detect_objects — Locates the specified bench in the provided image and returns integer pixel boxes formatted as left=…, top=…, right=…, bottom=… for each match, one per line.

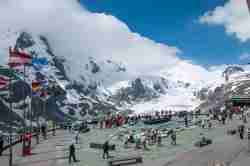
left=80, top=128, right=90, bottom=133
left=194, top=138, right=212, bottom=147
left=89, top=142, right=115, bottom=150
left=227, top=129, right=237, bottom=135
left=108, top=156, right=143, bottom=166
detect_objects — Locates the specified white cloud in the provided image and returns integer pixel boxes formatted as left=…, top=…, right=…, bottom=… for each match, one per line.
left=0, top=0, right=217, bottom=86
left=239, top=52, right=250, bottom=60
left=199, top=0, right=250, bottom=42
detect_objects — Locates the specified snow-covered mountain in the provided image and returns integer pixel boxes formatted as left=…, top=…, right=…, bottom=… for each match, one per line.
left=2, top=29, right=250, bottom=124
left=106, top=64, right=250, bottom=114
left=196, top=65, right=249, bottom=111
left=0, top=0, right=235, bottom=125
left=0, top=30, right=133, bottom=127
left=1, top=0, right=250, bottom=124
left=105, top=65, right=225, bottom=114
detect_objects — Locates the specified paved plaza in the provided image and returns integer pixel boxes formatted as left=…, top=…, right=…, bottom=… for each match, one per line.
left=1, top=117, right=250, bottom=166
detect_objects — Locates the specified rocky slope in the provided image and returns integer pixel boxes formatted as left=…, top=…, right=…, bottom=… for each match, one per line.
left=0, top=31, right=130, bottom=130
left=196, top=66, right=249, bottom=112
left=2, top=30, right=250, bottom=128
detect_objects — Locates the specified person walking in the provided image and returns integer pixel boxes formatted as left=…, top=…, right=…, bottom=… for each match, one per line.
left=141, top=133, right=147, bottom=150
left=41, top=124, right=46, bottom=140
left=103, top=141, right=109, bottom=159
left=69, top=142, right=77, bottom=164
left=239, top=124, right=245, bottom=140
left=75, top=131, right=80, bottom=144
left=201, top=119, right=205, bottom=129
left=157, top=134, right=162, bottom=146
left=184, top=115, right=188, bottom=128
left=222, top=114, right=226, bottom=125
left=171, top=131, right=177, bottom=145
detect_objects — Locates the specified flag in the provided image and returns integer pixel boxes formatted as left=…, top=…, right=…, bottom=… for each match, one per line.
left=0, top=76, right=9, bottom=89
left=247, top=0, right=250, bottom=13
left=31, top=81, right=42, bottom=92
left=8, top=47, right=32, bottom=67
left=40, top=90, right=49, bottom=99
left=32, top=80, right=50, bottom=98
left=32, top=57, right=49, bottom=66
left=32, top=57, right=49, bottom=71
left=0, top=66, right=21, bottom=89
left=0, top=66, right=21, bottom=80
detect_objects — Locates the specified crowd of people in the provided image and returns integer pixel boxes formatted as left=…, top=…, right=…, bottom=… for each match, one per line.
left=123, top=128, right=177, bottom=151
left=63, top=105, right=250, bottom=163
left=96, top=110, right=188, bottom=130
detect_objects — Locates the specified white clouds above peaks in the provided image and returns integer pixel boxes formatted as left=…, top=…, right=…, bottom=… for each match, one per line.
left=0, top=0, right=217, bottom=85
left=199, top=0, right=250, bottom=42
left=239, top=52, right=250, bottom=60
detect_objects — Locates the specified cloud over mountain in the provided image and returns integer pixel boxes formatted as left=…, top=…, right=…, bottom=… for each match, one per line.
left=199, top=0, right=250, bottom=42
left=239, top=52, right=250, bottom=61
left=0, top=0, right=217, bottom=87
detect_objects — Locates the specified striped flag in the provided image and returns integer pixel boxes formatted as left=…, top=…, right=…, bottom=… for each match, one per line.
left=247, top=0, right=250, bottom=12
left=0, top=66, right=21, bottom=89
left=8, top=47, right=32, bottom=68
left=0, top=76, right=9, bottom=89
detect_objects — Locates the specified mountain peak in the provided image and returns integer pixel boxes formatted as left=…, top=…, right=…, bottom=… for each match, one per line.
left=223, top=66, right=244, bottom=76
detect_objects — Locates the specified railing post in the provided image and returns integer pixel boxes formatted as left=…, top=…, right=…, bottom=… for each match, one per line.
left=248, top=128, right=250, bottom=152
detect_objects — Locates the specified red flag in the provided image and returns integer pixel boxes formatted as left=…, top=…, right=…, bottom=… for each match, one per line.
left=0, top=76, right=9, bottom=89
left=8, top=47, right=32, bottom=67
left=247, top=0, right=250, bottom=12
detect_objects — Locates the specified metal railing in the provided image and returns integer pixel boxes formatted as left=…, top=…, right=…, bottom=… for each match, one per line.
left=1, top=128, right=59, bottom=152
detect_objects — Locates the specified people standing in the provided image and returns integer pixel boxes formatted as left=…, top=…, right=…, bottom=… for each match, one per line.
left=75, top=131, right=80, bottom=144
left=69, top=123, right=72, bottom=133
left=222, top=114, right=226, bottom=125
left=124, top=135, right=129, bottom=148
left=229, top=109, right=233, bottom=120
left=239, top=124, right=245, bottom=140
left=100, top=120, right=104, bottom=129
left=141, top=133, right=147, bottom=150
left=41, top=123, right=47, bottom=140
left=157, top=133, right=162, bottom=146
left=201, top=119, right=205, bottom=129
left=171, top=130, right=176, bottom=145
left=243, top=111, right=247, bottom=124
left=208, top=120, right=212, bottom=129
left=184, top=115, right=188, bottom=128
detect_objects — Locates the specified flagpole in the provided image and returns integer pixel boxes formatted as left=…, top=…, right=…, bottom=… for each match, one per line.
left=22, top=65, right=26, bottom=156
left=43, top=97, right=47, bottom=139
left=8, top=77, right=13, bottom=166
left=29, top=83, right=32, bottom=137
left=35, top=97, right=40, bottom=144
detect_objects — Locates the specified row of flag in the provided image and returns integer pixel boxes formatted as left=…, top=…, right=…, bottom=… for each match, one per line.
left=0, top=65, right=20, bottom=89
left=8, top=47, right=49, bottom=69
left=0, top=46, right=50, bottom=99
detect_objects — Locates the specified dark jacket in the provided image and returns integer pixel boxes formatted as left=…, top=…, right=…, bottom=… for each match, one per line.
left=70, top=144, right=75, bottom=154
left=103, top=141, right=109, bottom=151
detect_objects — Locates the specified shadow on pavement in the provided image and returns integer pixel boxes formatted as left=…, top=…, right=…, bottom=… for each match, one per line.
left=18, top=156, right=68, bottom=166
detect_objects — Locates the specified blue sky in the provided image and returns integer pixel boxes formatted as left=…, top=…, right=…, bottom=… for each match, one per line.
left=80, top=0, right=250, bottom=67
